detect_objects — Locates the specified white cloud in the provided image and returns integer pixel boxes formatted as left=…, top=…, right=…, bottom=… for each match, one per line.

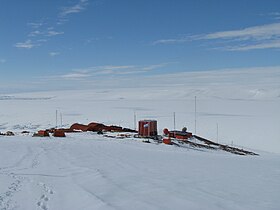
left=15, top=0, right=90, bottom=53
left=57, top=19, right=69, bottom=25
left=102, top=65, right=135, bottom=70
left=154, top=22, right=280, bottom=51
left=69, top=65, right=137, bottom=77
left=149, top=66, right=280, bottom=89
left=37, top=39, right=48, bottom=43
left=197, top=23, right=280, bottom=51
left=14, top=40, right=40, bottom=49
left=60, top=0, right=89, bottom=17
left=49, top=52, right=60, bottom=57
left=65, top=63, right=173, bottom=78
left=153, top=38, right=189, bottom=45
left=142, top=63, right=171, bottom=71
left=46, top=31, right=64, bottom=37
left=27, top=28, right=64, bottom=39
left=61, top=73, right=90, bottom=79
left=28, top=22, right=44, bottom=29
left=199, top=23, right=280, bottom=41
left=41, top=63, right=173, bottom=83
left=38, top=65, right=280, bottom=96
left=100, top=63, right=170, bottom=73
left=226, top=40, right=280, bottom=51
left=268, top=12, right=280, bottom=20
left=28, top=30, right=43, bottom=37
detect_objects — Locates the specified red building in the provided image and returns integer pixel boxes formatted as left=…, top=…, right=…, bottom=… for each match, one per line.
left=138, top=120, right=157, bottom=137
left=37, top=130, right=50, bottom=137
left=53, top=130, right=66, bottom=137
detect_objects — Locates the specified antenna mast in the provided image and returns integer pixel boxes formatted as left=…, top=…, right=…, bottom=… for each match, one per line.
left=195, top=96, right=197, bottom=134
left=55, top=110, right=58, bottom=128
left=216, top=123, right=219, bottom=143
left=173, top=112, right=176, bottom=130
left=134, top=111, right=136, bottom=131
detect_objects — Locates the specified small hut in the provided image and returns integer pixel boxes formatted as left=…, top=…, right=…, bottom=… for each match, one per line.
left=33, top=130, right=50, bottom=137
left=53, top=130, right=66, bottom=137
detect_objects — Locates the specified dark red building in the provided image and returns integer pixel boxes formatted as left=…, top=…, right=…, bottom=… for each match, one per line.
left=53, top=130, right=66, bottom=137
left=138, top=120, right=158, bottom=137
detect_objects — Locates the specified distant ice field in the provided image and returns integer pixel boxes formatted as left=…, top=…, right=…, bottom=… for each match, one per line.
left=0, top=67, right=280, bottom=209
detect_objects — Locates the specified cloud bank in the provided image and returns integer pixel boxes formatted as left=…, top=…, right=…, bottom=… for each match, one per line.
left=154, top=21, right=280, bottom=51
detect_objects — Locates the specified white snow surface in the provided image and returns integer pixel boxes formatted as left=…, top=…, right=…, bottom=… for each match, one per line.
left=0, top=84, right=279, bottom=153
left=0, top=134, right=280, bottom=210
left=0, top=78, right=280, bottom=209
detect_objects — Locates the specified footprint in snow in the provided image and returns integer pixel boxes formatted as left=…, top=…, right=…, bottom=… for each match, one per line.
left=0, top=176, right=22, bottom=209
left=37, top=200, right=48, bottom=210
left=41, top=195, right=49, bottom=202
left=36, top=183, right=54, bottom=210
left=37, top=195, right=49, bottom=210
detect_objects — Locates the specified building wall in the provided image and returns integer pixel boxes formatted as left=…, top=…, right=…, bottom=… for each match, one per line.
left=138, top=120, right=157, bottom=137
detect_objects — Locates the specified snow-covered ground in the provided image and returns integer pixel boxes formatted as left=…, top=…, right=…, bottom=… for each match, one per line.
left=0, top=133, right=279, bottom=210
left=1, top=68, right=280, bottom=209
left=0, top=84, right=279, bottom=153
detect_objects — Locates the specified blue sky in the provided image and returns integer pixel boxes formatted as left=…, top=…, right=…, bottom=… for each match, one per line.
left=1, top=0, right=280, bottom=93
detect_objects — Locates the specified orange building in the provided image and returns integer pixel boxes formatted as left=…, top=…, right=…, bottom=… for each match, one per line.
left=138, top=120, right=157, bottom=137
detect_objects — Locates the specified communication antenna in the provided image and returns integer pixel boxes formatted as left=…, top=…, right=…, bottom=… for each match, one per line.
left=216, top=123, right=219, bottom=143
left=55, top=110, right=58, bottom=128
left=173, top=112, right=176, bottom=130
left=195, top=96, right=197, bottom=134
left=134, top=111, right=137, bottom=131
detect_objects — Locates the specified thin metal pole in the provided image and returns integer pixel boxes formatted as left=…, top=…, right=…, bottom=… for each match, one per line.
left=148, top=121, right=150, bottom=137
left=195, top=96, right=197, bottom=134
left=60, top=113, right=63, bottom=127
left=134, top=111, right=136, bottom=131
left=55, top=110, right=58, bottom=128
left=173, top=112, right=176, bottom=130
left=216, top=123, right=219, bottom=143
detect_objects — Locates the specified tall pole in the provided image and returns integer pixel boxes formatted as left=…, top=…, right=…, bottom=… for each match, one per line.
left=134, top=111, right=136, bottom=131
left=216, top=123, right=219, bottom=143
left=173, top=112, right=176, bottom=130
left=55, top=110, right=58, bottom=128
left=195, top=96, right=197, bottom=134
left=148, top=121, right=150, bottom=138
left=60, top=113, right=63, bottom=127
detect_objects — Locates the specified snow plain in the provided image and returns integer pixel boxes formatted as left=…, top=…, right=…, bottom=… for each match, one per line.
left=0, top=134, right=280, bottom=210
left=1, top=67, right=280, bottom=209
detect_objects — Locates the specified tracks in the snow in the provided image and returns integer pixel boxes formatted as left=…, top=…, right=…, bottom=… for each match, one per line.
left=36, top=182, right=54, bottom=210
left=0, top=147, right=32, bottom=210
left=0, top=143, right=56, bottom=210
left=0, top=172, right=23, bottom=210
